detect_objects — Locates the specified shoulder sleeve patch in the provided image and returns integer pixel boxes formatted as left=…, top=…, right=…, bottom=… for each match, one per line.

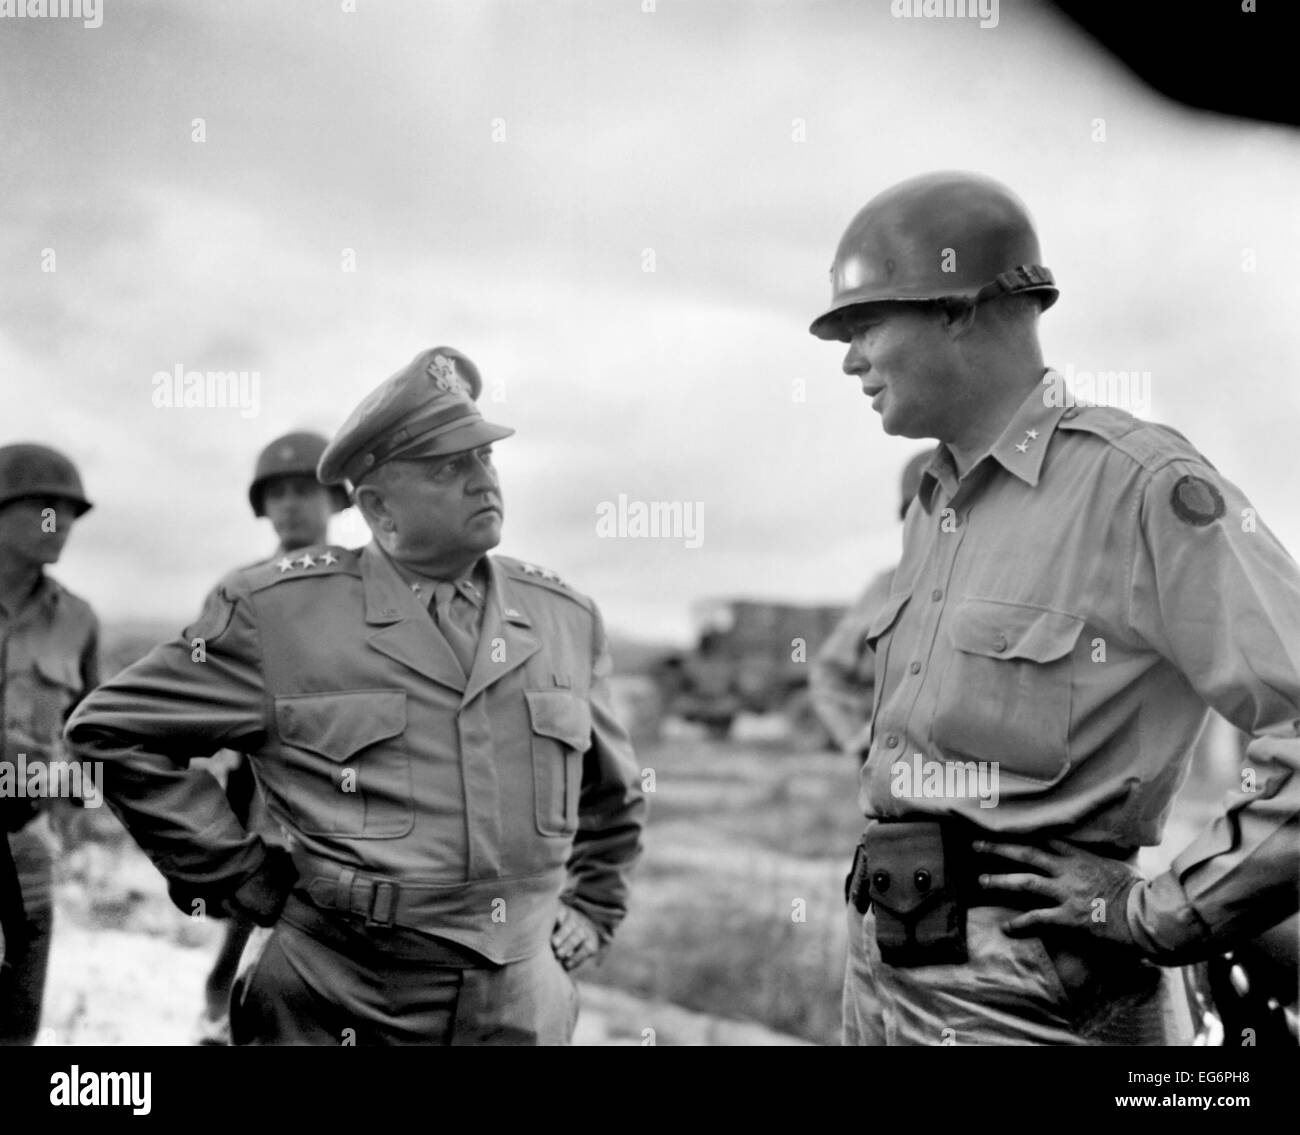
left=1170, top=474, right=1225, bottom=526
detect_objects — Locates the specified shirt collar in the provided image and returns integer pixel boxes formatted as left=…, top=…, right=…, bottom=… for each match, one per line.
left=387, top=553, right=487, bottom=610
left=0, top=572, right=58, bottom=623
left=919, top=369, right=1070, bottom=511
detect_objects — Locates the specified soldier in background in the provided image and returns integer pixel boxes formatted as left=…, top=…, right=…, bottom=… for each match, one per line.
left=0, top=444, right=99, bottom=1045
left=810, top=450, right=931, bottom=761
left=194, top=431, right=349, bottom=1044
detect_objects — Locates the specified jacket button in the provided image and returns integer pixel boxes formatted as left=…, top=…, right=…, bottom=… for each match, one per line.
left=885, top=734, right=899, bottom=749
left=872, top=870, right=891, bottom=894
left=1062, top=407, right=1078, bottom=420
left=914, top=869, right=932, bottom=893
left=993, top=633, right=1008, bottom=652
left=931, top=589, right=943, bottom=602
left=908, top=661, right=921, bottom=675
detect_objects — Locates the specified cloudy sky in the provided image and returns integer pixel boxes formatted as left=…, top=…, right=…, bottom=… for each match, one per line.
left=2, top=0, right=1297, bottom=644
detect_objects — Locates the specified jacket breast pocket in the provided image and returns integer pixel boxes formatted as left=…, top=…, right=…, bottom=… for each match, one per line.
left=274, top=690, right=411, bottom=838
left=931, top=600, right=1084, bottom=784
left=525, top=690, right=592, bottom=837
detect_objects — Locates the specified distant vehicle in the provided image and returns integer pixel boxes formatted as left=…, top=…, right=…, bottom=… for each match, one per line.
left=650, top=599, right=848, bottom=747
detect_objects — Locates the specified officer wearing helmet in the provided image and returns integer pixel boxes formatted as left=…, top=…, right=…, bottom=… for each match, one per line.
left=0, top=443, right=99, bottom=1045
left=810, top=448, right=933, bottom=762
left=816, top=171, right=1300, bottom=1045
left=68, top=348, right=645, bottom=1045
left=193, top=430, right=349, bottom=1044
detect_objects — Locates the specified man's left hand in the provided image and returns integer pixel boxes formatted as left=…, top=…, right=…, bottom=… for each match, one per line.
left=974, top=839, right=1144, bottom=950
left=552, top=903, right=601, bottom=971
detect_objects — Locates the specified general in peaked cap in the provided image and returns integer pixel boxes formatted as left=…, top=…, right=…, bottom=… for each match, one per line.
left=317, top=347, right=515, bottom=488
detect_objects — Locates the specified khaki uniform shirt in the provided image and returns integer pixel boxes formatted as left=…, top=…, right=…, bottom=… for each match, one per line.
left=1, top=575, right=99, bottom=906
left=67, top=544, right=645, bottom=964
left=863, top=376, right=1300, bottom=962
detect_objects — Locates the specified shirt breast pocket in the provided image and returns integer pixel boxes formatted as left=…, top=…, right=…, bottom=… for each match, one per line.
left=525, top=690, right=592, bottom=837
left=274, top=690, right=411, bottom=838
left=23, top=653, right=83, bottom=751
left=932, top=600, right=1085, bottom=784
left=864, top=591, right=912, bottom=725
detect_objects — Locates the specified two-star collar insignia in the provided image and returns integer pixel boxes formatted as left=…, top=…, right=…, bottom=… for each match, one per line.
left=1014, top=428, right=1040, bottom=455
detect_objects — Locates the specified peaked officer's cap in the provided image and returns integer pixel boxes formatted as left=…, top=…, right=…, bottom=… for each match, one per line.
left=318, top=348, right=515, bottom=487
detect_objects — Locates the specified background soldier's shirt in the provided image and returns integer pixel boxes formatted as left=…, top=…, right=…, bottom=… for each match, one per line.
left=1, top=575, right=99, bottom=931
left=2, top=576, right=100, bottom=780
left=66, top=544, right=645, bottom=964
left=863, top=376, right=1300, bottom=962
left=810, top=567, right=894, bottom=754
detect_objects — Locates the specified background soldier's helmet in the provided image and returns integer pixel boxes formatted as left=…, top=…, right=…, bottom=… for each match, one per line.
left=809, top=171, right=1059, bottom=342
left=248, top=431, right=350, bottom=517
left=0, top=443, right=93, bottom=516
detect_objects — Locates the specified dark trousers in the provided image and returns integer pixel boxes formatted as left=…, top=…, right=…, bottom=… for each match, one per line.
left=201, top=753, right=267, bottom=1026
left=231, top=896, right=579, bottom=1046
left=0, top=829, right=54, bottom=1046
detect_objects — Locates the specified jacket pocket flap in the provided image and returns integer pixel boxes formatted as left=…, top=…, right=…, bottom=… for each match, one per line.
left=865, top=591, right=911, bottom=651
left=949, top=599, right=1084, bottom=664
left=525, top=690, right=592, bottom=750
left=275, top=690, right=406, bottom=762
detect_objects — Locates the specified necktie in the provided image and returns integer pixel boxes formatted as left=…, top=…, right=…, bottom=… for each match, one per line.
left=432, top=581, right=479, bottom=676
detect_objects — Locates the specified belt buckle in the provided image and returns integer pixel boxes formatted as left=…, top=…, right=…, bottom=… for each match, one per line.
left=365, top=879, right=399, bottom=928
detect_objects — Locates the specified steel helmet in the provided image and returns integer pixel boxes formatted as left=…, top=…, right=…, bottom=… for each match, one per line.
left=809, top=171, right=1058, bottom=342
left=0, top=443, right=92, bottom=516
left=249, top=431, right=350, bottom=517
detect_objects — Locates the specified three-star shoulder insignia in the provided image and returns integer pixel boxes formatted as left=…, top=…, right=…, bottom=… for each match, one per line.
left=251, top=546, right=356, bottom=591
left=519, top=561, right=565, bottom=585
left=503, top=557, right=576, bottom=591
